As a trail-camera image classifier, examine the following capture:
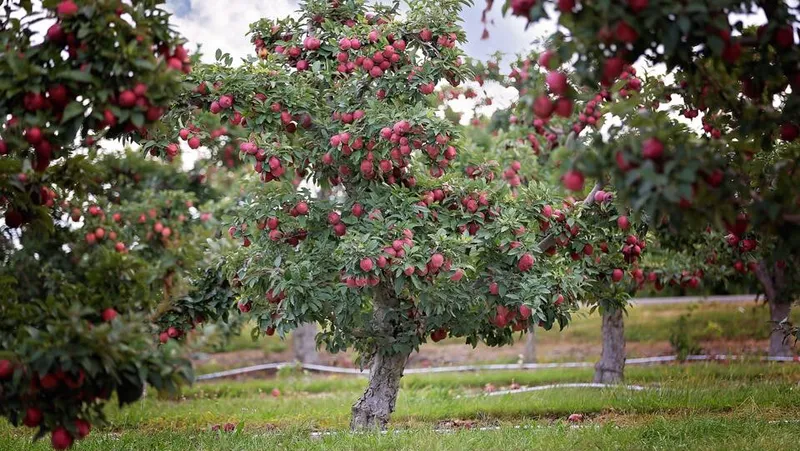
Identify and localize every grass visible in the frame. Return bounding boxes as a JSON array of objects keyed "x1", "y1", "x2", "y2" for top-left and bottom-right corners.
[
  {"x1": 536, "y1": 300, "x2": 800, "y2": 345},
  {"x1": 6, "y1": 301, "x2": 799, "y2": 449},
  {"x1": 3, "y1": 416, "x2": 799, "y2": 450},
  {"x1": 2, "y1": 362, "x2": 800, "y2": 450},
  {"x1": 199, "y1": 301, "x2": 800, "y2": 360}
]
